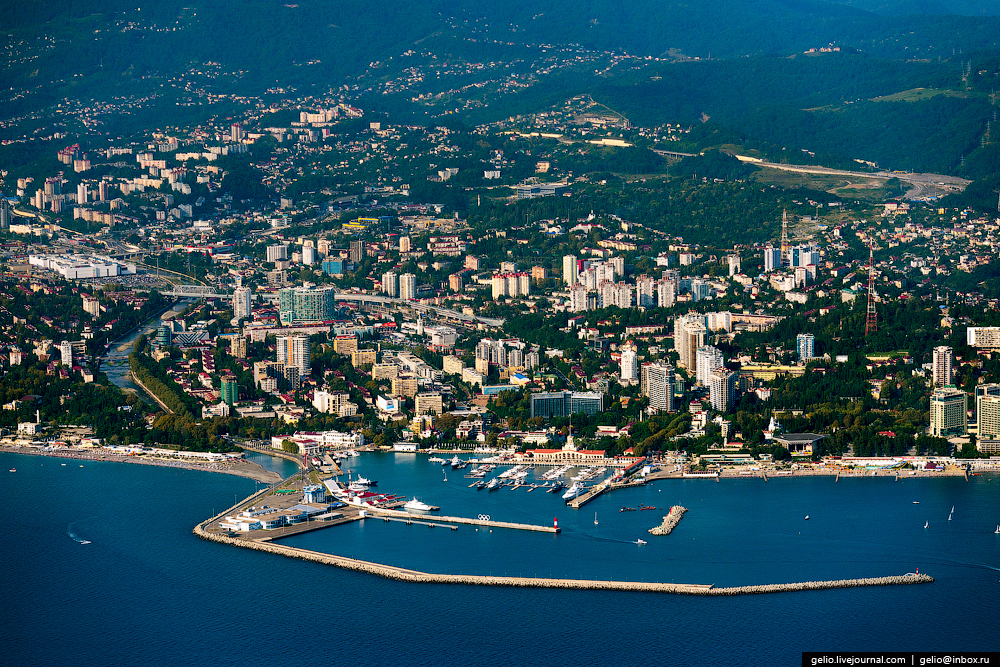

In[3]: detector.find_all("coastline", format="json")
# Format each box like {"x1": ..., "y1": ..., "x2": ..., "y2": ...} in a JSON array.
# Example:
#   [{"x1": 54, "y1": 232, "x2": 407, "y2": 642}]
[{"x1": 2, "y1": 444, "x2": 283, "y2": 484}]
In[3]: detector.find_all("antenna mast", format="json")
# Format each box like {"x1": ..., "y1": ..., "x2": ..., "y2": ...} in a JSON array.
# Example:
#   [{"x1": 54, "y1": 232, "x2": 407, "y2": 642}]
[
  {"x1": 865, "y1": 240, "x2": 878, "y2": 335},
  {"x1": 780, "y1": 209, "x2": 790, "y2": 266}
]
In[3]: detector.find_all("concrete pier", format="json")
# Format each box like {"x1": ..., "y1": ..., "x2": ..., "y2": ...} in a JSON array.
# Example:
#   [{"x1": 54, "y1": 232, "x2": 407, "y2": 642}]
[
  {"x1": 368, "y1": 507, "x2": 559, "y2": 533},
  {"x1": 192, "y1": 518, "x2": 933, "y2": 595},
  {"x1": 570, "y1": 479, "x2": 647, "y2": 509}
]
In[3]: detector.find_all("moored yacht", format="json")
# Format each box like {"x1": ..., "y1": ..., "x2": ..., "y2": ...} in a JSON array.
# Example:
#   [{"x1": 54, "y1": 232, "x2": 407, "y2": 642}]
[
  {"x1": 403, "y1": 498, "x2": 434, "y2": 512},
  {"x1": 562, "y1": 482, "x2": 585, "y2": 501}
]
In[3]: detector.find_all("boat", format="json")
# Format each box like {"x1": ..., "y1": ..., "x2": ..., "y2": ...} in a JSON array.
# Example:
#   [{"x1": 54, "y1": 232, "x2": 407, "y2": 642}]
[
  {"x1": 924, "y1": 521, "x2": 929, "y2": 529},
  {"x1": 8, "y1": 468, "x2": 14, "y2": 473},
  {"x1": 403, "y1": 498, "x2": 434, "y2": 512},
  {"x1": 594, "y1": 512, "x2": 599, "y2": 526},
  {"x1": 79, "y1": 465, "x2": 84, "y2": 468},
  {"x1": 804, "y1": 515, "x2": 810, "y2": 520},
  {"x1": 994, "y1": 525, "x2": 1000, "y2": 534},
  {"x1": 449, "y1": 455, "x2": 462, "y2": 469},
  {"x1": 562, "y1": 482, "x2": 585, "y2": 501},
  {"x1": 912, "y1": 501, "x2": 919, "y2": 504},
  {"x1": 951, "y1": 506, "x2": 955, "y2": 513},
  {"x1": 548, "y1": 481, "x2": 565, "y2": 493},
  {"x1": 475, "y1": 480, "x2": 486, "y2": 490},
  {"x1": 355, "y1": 476, "x2": 377, "y2": 487},
  {"x1": 428, "y1": 456, "x2": 446, "y2": 463},
  {"x1": 486, "y1": 478, "x2": 501, "y2": 491},
  {"x1": 635, "y1": 539, "x2": 647, "y2": 545}
]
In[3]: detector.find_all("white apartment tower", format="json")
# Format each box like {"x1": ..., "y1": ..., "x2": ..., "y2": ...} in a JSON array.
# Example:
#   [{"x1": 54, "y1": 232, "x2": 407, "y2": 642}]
[
  {"x1": 932, "y1": 346, "x2": 953, "y2": 387},
  {"x1": 563, "y1": 255, "x2": 579, "y2": 286}
]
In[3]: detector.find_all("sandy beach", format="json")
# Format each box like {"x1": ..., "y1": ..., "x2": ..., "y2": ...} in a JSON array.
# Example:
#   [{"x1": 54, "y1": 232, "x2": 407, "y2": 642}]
[{"x1": 2, "y1": 444, "x2": 286, "y2": 484}]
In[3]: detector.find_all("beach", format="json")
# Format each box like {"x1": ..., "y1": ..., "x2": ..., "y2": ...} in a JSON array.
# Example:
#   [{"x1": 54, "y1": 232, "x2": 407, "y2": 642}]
[{"x1": 1, "y1": 443, "x2": 283, "y2": 484}]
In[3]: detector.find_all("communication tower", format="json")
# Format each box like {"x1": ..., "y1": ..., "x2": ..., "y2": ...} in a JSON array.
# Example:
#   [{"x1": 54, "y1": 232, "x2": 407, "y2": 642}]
[{"x1": 865, "y1": 241, "x2": 878, "y2": 336}]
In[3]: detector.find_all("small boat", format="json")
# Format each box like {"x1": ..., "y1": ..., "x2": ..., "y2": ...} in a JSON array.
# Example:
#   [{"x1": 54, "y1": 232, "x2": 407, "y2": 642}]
[
  {"x1": 804, "y1": 515, "x2": 810, "y2": 520},
  {"x1": 486, "y1": 478, "x2": 501, "y2": 491},
  {"x1": 635, "y1": 539, "x2": 647, "y2": 545},
  {"x1": 79, "y1": 465, "x2": 84, "y2": 468},
  {"x1": 912, "y1": 501, "x2": 920, "y2": 504},
  {"x1": 951, "y1": 506, "x2": 955, "y2": 513},
  {"x1": 924, "y1": 521, "x2": 929, "y2": 529},
  {"x1": 403, "y1": 498, "x2": 434, "y2": 512},
  {"x1": 8, "y1": 468, "x2": 15, "y2": 473},
  {"x1": 994, "y1": 525, "x2": 1000, "y2": 534},
  {"x1": 428, "y1": 457, "x2": 446, "y2": 463},
  {"x1": 61, "y1": 463, "x2": 66, "y2": 466},
  {"x1": 78, "y1": 540, "x2": 91, "y2": 545},
  {"x1": 475, "y1": 480, "x2": 486, "y2": 490},
  {"x1": 594, "y1": 512, "x2": 599, "y2": 526}
]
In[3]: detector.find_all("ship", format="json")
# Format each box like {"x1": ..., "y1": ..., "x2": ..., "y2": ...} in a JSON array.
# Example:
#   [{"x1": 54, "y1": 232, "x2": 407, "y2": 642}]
[
  {"x1": 486, "y1": 478, "x2": 501, "y2": 491},
  {"x1": 562, "y1": 482, "x2": 585, "y2": 501}
]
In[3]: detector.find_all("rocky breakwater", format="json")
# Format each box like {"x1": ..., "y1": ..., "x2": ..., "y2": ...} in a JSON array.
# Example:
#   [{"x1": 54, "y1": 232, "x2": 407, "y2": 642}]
[
  {"x1": 707, "y1": 574, "x2": 934, "y2": 595},
  {"x1": 649, "y1": 505, "x2": 688, "y2": 536}
]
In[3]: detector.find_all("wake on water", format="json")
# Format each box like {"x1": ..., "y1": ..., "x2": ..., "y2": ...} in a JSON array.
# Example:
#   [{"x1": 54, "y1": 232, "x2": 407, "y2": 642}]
[{"x1": 67, "y1": 517, "x2": 98, "y2": 545}]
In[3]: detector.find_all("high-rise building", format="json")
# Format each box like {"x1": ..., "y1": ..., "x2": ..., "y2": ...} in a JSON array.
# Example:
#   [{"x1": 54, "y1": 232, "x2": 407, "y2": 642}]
[
  {"x1": 276, "y1": 335, "x2": 310, "y2": 375},
  {"x1": 764, "y1": 247, "x2": 782, "y2": 272},
  {"x1": 636, "y1": 275, "x2": 655, "y2": 307},
  {"x1": 301, "y1": 246, "x2": 317, "y2": 265},
  {"x1": 221, "y1": 378, "x2": 238, "y2": 406},
  {"x1": 696, "y1": 346, "x2": 724, "y2": 386},
  {"x1": 690, "y1": 279, "x2": 711, "y2": 302},
  {"x1": 797, "y1": 333, "x2": 815, "y2": 362},
  {"x1": 98, "y1": 181, "x2": 108, "y2": 202},
  {"x1": 266, "y1": 244, "x2": 288, "y2": 263},
  {"x1": 76, "y1": 183, "x2": 88, "y2": 205},
  {"x1": 976, "y1": 386, "x2": 1000, "y2": 439},
  {"x1": 642, "y1": 362, "x2": 675, "y2": 414},
  {"x1": 619, "y1": 343, "x2": 638, "y2": 382},
  {"x1": 230, "y1": 336, "x2": 248, "y2": 359},
  {"x1": 399, "y1": 236, "x2": 411, "y2": 253},
  {"x1": 932, "y1": 346, "x2": 953, "y2": 387},
  {"x1": 529, "y1": 391, "x2": 603, "y2": 419},
  {"x1": 349, "y1": 240, "x2": 365, "y2": 264},
  {"x1": 382, "y1": 271, "x2": 398, "y2": 297},
  {"x1": 399, "y1": 273, "x2": 417, "y2": 300},
  {"x1": 709, "y1": 367, "x2": 737, "y2": 412},
  {"x1": 674, "y1": 314, "x2": 707, "y2": 371},
  {"x1": 232, "y1": 286, "x2": 252, "y2": 321},
  {"x1": 569, "y1": 284, "x2": 588, "y2": 312},
  {"x1": 657, "y1": 278, "x2": 676, "y2": 308},
  {"x1": 0, "y1": 198, "x2": 10, "y2": 229},
  {"x1": 563, "y1": 255, "x2": 579, "y2": 286},
  {"x1": 82, "y1": 294, "x2": 100, "y2": 317},
  {"x1": 448, "y1": 274, "x2": 463, "y2": 292},
  {"x1": 59, "y1": 342, "x2": 73, "y2": 367},
  {"x1": 231, "y1": 123, "x2": 244, "y2": 143},
  {"x1": 277, "y1": 285, "x2": 337, "y2": 324},
  {"x1": 929, "y1": 387, "x2": 966, "y2": 437}
]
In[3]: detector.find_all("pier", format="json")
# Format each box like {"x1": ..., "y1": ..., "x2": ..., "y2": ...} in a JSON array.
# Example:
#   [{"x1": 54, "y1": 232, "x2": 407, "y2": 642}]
[
  {"x1": 570, "y1": 479, "x2": 647, "y2": 509},
  {"x1": 368, "y1": 507, "x2": 559, "y2": 533},
  {"x1": 192, "y1": 519, "x2": 933, "y2": 596}
]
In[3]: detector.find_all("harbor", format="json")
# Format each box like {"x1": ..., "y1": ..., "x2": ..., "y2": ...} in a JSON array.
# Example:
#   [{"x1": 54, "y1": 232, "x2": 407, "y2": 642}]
[{"x1": 186, "y1": 450, "x2": 974, "y2": 596}]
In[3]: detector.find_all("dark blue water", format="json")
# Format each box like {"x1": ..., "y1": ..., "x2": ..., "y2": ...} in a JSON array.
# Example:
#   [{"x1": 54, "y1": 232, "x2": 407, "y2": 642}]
[{"x1": 2, "y1": 451, "x2": 998, "y2": 667}]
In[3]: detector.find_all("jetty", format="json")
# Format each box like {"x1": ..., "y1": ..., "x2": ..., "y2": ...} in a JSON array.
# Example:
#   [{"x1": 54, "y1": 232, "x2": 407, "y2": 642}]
[
  {"x1": 569, "y1": 478, "x2": 646, "y2": 509},
  {"x1": 649, "y1": 506, "x2": 688, "y2": 536},
  {"x1": 191, "y1": 518, "x2": 933, "y2": 595},
  {"x1": 368, "y1": 507, "x2": 559, "y2": 533}
]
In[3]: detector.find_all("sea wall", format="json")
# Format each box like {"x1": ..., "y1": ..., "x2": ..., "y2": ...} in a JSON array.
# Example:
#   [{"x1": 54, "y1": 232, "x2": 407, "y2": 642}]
[{"x1": 193, "y1": 521, "x2": 933, "y2": 595}]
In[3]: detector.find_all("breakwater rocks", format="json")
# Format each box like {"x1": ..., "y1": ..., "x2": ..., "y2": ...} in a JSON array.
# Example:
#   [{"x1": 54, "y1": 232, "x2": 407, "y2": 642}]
[
  {"x1": 649, "y1": 506, "x2": 688, "y2": 536},
  {"x1": 193, "y1": 520, "x2": 932, "y2": 595}
]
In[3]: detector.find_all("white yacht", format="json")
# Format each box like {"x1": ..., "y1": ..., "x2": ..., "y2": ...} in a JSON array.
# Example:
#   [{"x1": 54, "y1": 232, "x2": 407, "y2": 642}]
[
  {"x1": 403, "y1": 498, "x2": 434, "y2": 512},
  {"x1": 355, "y1": 475, "x2": 377, "y2": 487},
  {"x1": 562, "y1": 482, "x2": 585, "y2": 501},
  {"x1": 635, "y1": 539, "x2": 647, "y2": 545},
  {"x1": 486, "y1": 478, "x2": 501, "y2": 491}
]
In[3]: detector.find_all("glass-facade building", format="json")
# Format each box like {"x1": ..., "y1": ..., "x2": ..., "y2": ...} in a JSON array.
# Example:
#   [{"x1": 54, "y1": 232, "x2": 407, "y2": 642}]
[
  {"x1": 529, "y1": 391, "x2": 604, "y2": 419},
  {"x1": 278, "y1": 286, "x2": 337, "y2": 324}
]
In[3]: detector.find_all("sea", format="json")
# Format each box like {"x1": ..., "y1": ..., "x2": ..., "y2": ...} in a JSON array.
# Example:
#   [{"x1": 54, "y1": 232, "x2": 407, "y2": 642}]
[{"x1": 2, "y1": 450, "x2": 999, "y2": 667}]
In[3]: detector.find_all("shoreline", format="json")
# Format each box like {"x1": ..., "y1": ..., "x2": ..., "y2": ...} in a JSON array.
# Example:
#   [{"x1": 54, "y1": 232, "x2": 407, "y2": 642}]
[{"x1": 2, "y1": 444, "x2": 283, "y2": 484}]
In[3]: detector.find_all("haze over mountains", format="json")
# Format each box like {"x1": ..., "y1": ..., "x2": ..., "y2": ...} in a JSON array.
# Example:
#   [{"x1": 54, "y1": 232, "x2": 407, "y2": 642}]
[{"x1": 3, "y1": 0, "x2": 1000, "y2": 205}]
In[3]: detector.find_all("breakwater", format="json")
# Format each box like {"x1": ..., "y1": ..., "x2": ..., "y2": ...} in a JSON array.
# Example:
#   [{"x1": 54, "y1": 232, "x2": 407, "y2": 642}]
[
  {"x1": 194, "y1": 518, "x2": 932, "y2": 595},
  {"x1": 368, "y1": 507, "x2": 559, "y2": 533},
  {"x1": 649, "y1": 505, "x2": 688, "y2": 536}
]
